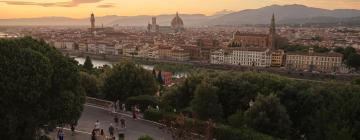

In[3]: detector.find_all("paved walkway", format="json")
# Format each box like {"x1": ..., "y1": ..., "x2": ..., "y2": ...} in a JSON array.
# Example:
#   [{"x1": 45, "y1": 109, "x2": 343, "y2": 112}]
[{"x1": 49, "y1": 105, "x2": 172, "y2": 140}]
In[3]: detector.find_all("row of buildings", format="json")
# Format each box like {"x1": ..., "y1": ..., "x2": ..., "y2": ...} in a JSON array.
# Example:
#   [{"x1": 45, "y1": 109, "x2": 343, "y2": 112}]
[
  {"x1": 40, "y1": 13, "x2": 349, "y2": 73},
  {"x1": 210, "y1": 14, "x2": 345, "y2": 73},
  {"x1": 210, "y1": 47, "x2": 344, "y2": 73}
]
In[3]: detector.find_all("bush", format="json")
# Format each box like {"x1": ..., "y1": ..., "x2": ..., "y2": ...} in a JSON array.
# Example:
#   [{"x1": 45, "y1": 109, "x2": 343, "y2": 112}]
[
  {"x1": 214, "y1": 124, "x2": 274, "y2": 140},
  {"x1": 126, "y1": 95, "x2": 158, "y2": 112},
  {"x1": 138, "y1": 135, "x2": 155, "y2": 140},
  {"x1": 144, "y1": 109, "x2": 164, "y2": 122}
]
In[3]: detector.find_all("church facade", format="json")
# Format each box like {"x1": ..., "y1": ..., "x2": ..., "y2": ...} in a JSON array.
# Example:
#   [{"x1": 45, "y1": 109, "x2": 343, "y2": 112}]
[
  {"x1": 147, "y1": 12, "x2": 185, "y2": 34},
  {"x1": 230, "y1": 14, "x2": 277, "y2": 50}
]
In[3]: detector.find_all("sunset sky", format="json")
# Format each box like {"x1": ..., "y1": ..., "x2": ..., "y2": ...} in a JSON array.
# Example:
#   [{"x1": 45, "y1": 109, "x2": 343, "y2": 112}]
[{"x1": 0, "y1": 0, "x2": 359, "y2": 19}]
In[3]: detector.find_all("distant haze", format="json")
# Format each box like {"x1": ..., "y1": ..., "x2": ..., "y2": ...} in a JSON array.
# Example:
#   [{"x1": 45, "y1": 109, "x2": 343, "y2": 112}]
[{"x1": 0, "y1": 4, "x2": 359, "y2": 26}]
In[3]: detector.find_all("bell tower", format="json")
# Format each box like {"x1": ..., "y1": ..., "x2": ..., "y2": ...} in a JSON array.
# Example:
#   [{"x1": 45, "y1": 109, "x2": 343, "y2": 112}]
[
  {"x1": 90, "y1": 13, "x2": 95, "y2": 29},
  {"x1": 269, "y1": 13, "x2": 276, "y2": 50}
]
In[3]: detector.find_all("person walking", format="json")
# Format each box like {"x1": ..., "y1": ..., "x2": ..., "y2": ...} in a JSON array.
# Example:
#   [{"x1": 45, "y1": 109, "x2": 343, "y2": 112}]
[
  {"x1": 132, "y1": 106, "x2": 136, "y2": 120},
  {"x1": 108, "y1": 123, "x2": 115, "y2": 138},
  {"x1": 100, "y1": 129, "x2": 106, "y2": 140},
  {"x1": 135, "y1": 105, "x2": 140, "y2": 119},
  {"x1": 120, "y1": 116, "x2": 126, "y2": 128},
  {"x1": 57, "y1": 129, "x2": 64, "y2": 140},
  {"x1": 115, "y1": 100, "x2": 120, "y2": 112},
  {"x1": 70, "y1": 123, "x2": 76, "y2": 135},
  {"x1": 122, "y1": 103, "x2": 126, "y2": 112},
  {"x1": 114, "y1": 115, "x2": 119, "y2": 130},
  {"x1": 91, "y1": 130, "x2": 97, "y2": 140},
  {"x1": 94, "y1": 120, "x2": 100, "y2": 133}
]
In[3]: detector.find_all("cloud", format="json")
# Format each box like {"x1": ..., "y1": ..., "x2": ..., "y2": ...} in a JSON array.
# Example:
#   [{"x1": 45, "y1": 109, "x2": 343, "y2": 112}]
[
  {"x1": 0, "y1": 0, "x2": 103, "y2": 7},
  {"x1": 97, "y1": 4, "x2": 115, "y2": 8}
]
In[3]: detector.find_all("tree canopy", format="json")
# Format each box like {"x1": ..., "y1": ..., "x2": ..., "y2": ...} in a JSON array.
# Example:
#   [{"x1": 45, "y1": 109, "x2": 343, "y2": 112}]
[
  {"x1": 102, "y1": 60, "x2": 157, "y2": 101},
  {"x1": 191, "y1": 81, "x2": 223, "y2": 121},
  {"x1": 0, "y1": 37, "x2": 85, "y2": 139},
  {"x1": 83, "y1": 56, "x2": 94, "y2": 72},
  {"x1": 161, "y1": 71, "x2": 360, "y2": 139},
  {"x1": 244, "y1": 94, "x2": 292, "y2": 138}
]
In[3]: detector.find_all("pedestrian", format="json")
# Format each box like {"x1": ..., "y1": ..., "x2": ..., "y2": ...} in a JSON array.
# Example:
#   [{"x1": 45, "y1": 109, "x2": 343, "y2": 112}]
[
  {"x1": 70, "y1": 123, "x2": 76, "y2": 135},
  {"x1": 115, "y1": 100, "x2": 120, "y2": 112},
  {"x1": 132, "y1": 106, "x2": 136, "y2": 119},
  {"x1": 108, "y1": 123, "x2": 115, "y2": 137},
  {"x1": 117, "y1": 125, "x2": 126, "y2": 140},
  {"x1": 114, "y1": 115, "x2": 119, "y2": 129},
  {"x1": 57, "y1": 129, "x2": 64, "y2": 140},
  {"x1": 100, "y1": 129, "x2": 106, "y2": 140},
  {"x1": 94, "y1": 120, "x2": 100, "y2": 132},
  {"x1": 122, "y1": 103, "x2": 126, "y2": 112},
  {"x1": 135, "y1": 105, "x2": 140, "y2": 118},
  {"x1": 91, "y1": 130, "x2": 97, "y2": 140},
  {"x1": 120, "y1": 116, "x2": 126, "y2": 128},
  {"x1": 111, "y1": 103, "x2": 116, "y2": 114},
  {"x1": 156, "y1": 105, "x2": 159, "y2": 111}
]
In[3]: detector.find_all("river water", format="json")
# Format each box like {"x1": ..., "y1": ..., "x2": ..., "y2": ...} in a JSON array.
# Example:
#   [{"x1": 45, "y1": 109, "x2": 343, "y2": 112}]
[{"x1": 74, "y1": 57, "x2": 186, "y2": 78}]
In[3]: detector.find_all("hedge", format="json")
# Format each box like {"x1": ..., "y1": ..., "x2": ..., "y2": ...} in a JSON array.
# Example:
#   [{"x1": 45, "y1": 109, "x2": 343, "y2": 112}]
[
  {"x1": 143, "y1": 109, "x2": 176, "y2": 122},
  {"x1": 214, "y1": 124, "x2": 275, "y2": 140},
  {"x1": 138, "y1": 135, "x2": 155, "y2": 140},
  {"x1": 143, "y1": 109, "x2": 275, "y2": 140},
  {"x1": 125, "y1": 95, "x2": 158, "y2": 112}
]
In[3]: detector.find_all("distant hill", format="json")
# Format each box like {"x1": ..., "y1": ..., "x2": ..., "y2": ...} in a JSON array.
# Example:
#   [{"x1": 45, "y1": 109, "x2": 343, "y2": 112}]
[
  {"x1": 109, "y1": 14, "x2": 209, "y2": 26},
  {"x1": 0, "y1": 4, "x2": 359, "y2": 26},
  {"x1": 207, "y1": 4, "x2": 360, "y2": 25}
]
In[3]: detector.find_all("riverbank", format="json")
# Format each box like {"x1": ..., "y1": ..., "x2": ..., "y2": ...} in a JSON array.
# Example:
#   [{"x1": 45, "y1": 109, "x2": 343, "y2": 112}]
[{"x1": 67, "y1": 50, "x2": 360, "y2": 83}]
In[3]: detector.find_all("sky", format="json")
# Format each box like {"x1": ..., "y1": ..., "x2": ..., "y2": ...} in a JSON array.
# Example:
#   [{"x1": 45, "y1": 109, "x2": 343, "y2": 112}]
[{"x1": 0, "y1": 0, "x2": 359, "y2": 19}]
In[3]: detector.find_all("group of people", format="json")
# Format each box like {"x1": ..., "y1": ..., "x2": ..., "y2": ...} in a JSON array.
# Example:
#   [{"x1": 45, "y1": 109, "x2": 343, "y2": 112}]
[
  {"x1": 57, "y1": 100, "x2": 134, "y2": 140},
  {"x1": 57, "y1": 123, "x2": 76, "y2": 140},
  {"x1": 111, "y1": 100, "x2": 142, "y2": 120},
  {"x1": 111, "y1": 100, "x2": 126, "y2": 114},
  {"x1": 91, "y1": 115, "x2": 127, "y2": 140}
]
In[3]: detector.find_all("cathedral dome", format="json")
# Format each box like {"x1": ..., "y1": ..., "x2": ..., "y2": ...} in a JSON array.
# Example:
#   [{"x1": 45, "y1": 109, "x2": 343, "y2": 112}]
[{"x1": 171, "y1": 12, "x2": 184, "y2": 31}]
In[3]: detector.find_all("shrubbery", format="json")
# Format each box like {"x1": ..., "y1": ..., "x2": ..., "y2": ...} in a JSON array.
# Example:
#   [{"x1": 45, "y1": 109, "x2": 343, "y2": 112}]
[
  {"x1": 162, "y1": 71, "x2": 360, "y2": 139},
  {"x1": 126, "y1": 95, "x2": 158, "y2": 112},
  {"x1": 214, "y1": 124, "x2": 274, "y2": 140},
  {"x1": 138, "y1": 135, "x2": 155, "y2": 140}
]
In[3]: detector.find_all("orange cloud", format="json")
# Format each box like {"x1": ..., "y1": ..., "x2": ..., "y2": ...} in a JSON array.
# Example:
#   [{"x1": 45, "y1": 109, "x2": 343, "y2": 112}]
[
  {"x1": 97, "y1": 4, "x2": 115, "y2": 8},
  {"x1": 0, "y1": 0, "x2": 103, "y2": 7}
]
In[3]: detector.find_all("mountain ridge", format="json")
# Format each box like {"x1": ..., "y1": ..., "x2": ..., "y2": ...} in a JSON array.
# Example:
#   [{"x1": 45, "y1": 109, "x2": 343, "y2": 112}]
[{"x1": 0, "y1": 4, "x2": 359, "y2": 26}]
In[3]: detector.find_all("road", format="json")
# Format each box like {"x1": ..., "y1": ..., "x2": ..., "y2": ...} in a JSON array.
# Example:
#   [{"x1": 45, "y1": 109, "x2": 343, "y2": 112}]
[{"x1": 48, "y1": 105, "x2": 172, "y2": 140}]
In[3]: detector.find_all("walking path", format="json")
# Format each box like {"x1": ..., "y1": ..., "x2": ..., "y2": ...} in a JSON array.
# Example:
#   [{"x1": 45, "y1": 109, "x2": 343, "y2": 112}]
[{"x1": 48, "y1": 105, "x2": 172, "y2": 140}]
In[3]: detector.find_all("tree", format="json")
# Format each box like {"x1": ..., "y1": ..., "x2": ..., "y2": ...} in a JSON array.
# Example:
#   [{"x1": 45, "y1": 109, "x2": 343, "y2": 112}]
[
  {"x1": 162, "y1": 74, "x2": 204, "y2": 110},
  {"x1": 346, "y1": 53, "x2": 360, "y2": 69},
  {"x1": 191, "y1": 81, "x2": 223, "y2": 121},
  {"x1": 244, "y1": 94, "x2": 291, "y2": 139},
  {"x1": 79, "y1": 71, "x2": 100, "y2": 98},
  {"x1": 157, "y1": 70, "x2": 164, "y2": 85},
  {"x1": 0, "y1": 37, "x2": 85, "y2": 139},
  {"x1": 335, "y1": 47, "x2": 345, "y2": 54},
  {"x1": 83, "y1": 56, "x2": 94, "y2": 72},
  {"x1": 344, "y1": 47, "x2": 357, "y2": 60},
  {"x1": 102, "y1": 61, "x2": 157, "y2": 101},
  {"x1": 152, "y1": 69, "x2": 157, "y2": 79},
  {"x1": 227, "y1": 111, "x2": 246, "y2": 129}
]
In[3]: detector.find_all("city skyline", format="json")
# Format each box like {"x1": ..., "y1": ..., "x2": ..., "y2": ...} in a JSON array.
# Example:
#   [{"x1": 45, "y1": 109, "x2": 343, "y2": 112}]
[{"x1": 0, "y1": 0, "x2": 360, "y2": 19}]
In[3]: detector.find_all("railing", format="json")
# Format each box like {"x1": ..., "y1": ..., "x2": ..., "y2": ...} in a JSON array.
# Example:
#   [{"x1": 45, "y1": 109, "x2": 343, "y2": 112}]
[{"x1": 85, "y1": 96, "x2": 113, "y2": 109}]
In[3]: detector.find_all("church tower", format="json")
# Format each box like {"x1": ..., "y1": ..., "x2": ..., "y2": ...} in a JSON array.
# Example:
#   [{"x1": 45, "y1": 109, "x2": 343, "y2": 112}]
[
  {"x1": 152, "y1": 17, "x2": 157, "y2": 25},
  {"x1": 90, "y1": 13, "x2": 95, "y2": 29},
  {"x1": 269, "y1": 13, "x2": 276, "y2": 49}
]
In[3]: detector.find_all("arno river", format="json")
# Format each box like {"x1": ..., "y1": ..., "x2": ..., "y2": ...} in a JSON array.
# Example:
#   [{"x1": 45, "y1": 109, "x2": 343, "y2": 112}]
[{"x1": 74, "y1": 57, "x2": 186, "y2": 78}]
